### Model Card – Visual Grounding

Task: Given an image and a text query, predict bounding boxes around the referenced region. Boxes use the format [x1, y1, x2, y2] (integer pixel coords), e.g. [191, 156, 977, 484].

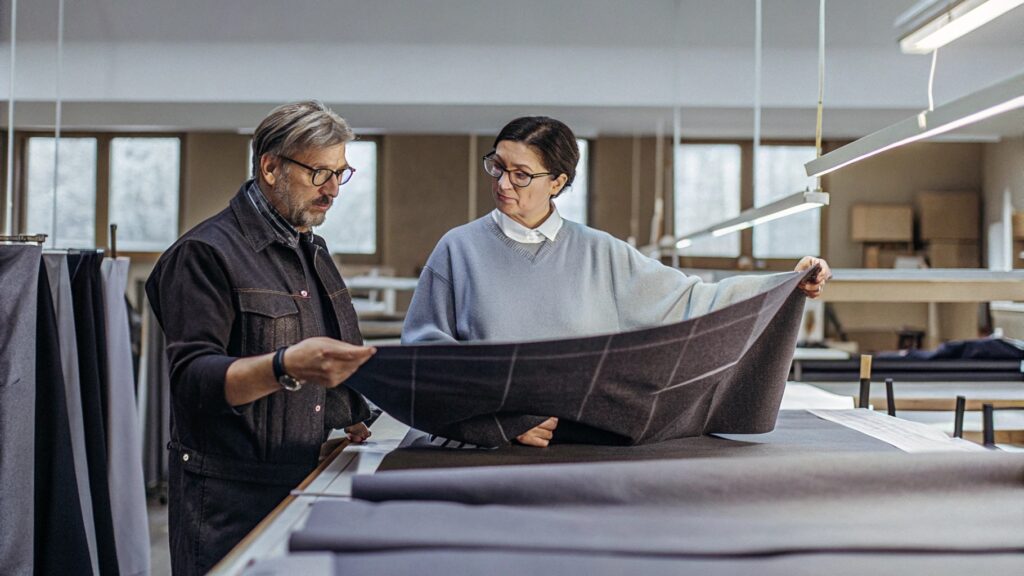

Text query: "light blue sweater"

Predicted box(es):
[402, 216, 781, 344]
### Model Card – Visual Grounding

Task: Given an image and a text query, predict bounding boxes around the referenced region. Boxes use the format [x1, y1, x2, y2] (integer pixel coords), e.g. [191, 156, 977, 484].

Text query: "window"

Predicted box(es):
[554, 139, 589, 224]
[25, 137, 98, 248]
[752, 145, 820, 258]
[109, 137, 181, 251]
[316, 140, 377, 254]
[674, 144, 741, 257]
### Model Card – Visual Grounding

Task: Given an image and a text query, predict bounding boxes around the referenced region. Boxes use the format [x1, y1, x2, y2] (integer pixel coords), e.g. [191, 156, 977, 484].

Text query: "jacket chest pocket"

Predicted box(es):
[237, 291, 301, 354]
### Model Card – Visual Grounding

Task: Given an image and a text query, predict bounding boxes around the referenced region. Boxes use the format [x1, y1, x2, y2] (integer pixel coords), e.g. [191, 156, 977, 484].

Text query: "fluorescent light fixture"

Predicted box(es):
[805, 70, 1024, 178]
[897, 0, 1024, 54]
[674, 190, 829, 249]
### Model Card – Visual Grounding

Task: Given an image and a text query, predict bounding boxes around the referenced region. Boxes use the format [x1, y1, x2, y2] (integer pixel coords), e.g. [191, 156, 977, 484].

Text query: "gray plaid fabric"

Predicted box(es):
[345, 269, 810, 446]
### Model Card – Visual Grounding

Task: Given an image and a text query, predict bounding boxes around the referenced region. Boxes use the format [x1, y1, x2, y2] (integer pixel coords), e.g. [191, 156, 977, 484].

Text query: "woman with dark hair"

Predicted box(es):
[402, 116, 830, 446]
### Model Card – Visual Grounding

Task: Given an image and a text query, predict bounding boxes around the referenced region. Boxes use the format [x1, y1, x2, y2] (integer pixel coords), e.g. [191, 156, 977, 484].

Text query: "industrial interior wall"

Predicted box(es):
[982, 136, 1024, 268]
[824, 141, 983, 268]
[823, 141, 984, 345]
[381, 135, 471, 278]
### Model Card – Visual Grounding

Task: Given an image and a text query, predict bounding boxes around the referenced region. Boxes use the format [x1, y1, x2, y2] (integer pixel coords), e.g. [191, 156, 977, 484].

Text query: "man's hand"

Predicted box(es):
[794, 256, 832, 299]
[516, 417, 558, 448]
[284, 337, 376, 388]
[344, 422, 372, 443]
[224, 337, 376, 407]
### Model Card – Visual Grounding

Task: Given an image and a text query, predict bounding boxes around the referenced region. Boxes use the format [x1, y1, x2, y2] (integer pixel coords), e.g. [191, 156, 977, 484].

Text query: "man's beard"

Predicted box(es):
[271, 170, 329, 229]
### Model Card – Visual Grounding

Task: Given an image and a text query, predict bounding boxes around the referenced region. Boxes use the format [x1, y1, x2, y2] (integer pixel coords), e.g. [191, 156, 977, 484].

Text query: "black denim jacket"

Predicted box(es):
[146, 182, 370, 485]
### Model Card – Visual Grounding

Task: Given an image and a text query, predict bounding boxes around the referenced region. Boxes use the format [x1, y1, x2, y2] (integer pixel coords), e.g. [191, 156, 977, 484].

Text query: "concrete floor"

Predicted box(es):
[148, 498, 171, 576]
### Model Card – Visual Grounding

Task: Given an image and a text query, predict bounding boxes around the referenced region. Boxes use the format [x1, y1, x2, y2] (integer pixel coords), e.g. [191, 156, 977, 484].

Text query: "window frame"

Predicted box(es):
[15, 130, 185, 262]
[669, 138, 828, 271]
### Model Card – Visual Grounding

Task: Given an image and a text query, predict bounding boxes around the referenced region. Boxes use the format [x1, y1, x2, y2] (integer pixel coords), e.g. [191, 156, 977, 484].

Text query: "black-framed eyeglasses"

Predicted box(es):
[280, 155, 356, 186]
[482, 153, 553, 188]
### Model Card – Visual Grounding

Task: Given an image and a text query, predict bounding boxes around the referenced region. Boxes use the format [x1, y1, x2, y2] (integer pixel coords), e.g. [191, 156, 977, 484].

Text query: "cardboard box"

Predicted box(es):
[850, 204, 913, 242]
[916, 191, 979, 240]
[862, 243, 914, 268]
[1013, 212, 1024, 240]
[843, 329, 900, 354]
[926, 240, 979, 268]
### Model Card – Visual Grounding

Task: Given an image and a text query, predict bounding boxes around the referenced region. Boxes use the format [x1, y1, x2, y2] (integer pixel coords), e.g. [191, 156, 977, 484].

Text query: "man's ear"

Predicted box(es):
[260, 153, 280, 187]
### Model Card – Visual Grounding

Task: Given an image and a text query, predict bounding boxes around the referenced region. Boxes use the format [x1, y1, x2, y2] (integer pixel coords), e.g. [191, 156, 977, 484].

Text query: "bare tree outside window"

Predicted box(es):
[674, 144, 741, 257]
[753, 146, 820, 258]
[316, 140, 377, 254]
[109, 138, 181, 251]
[553, 139, 588, 225]
[26, 137, 97, 247]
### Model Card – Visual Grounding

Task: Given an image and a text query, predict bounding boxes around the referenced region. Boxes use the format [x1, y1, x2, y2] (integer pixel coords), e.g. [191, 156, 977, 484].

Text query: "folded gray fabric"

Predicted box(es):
[345, 270, 809, 446]
[253, 550, 1024, 576]
[377, 410, 899, 471]
[293, 454, 1024, 557]
[355, 451, 1024, 505]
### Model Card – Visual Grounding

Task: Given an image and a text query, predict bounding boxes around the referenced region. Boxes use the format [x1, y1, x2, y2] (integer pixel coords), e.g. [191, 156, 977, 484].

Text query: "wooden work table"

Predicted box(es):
[818, 269, 1024, 303]
[813, 268, 1024, 348]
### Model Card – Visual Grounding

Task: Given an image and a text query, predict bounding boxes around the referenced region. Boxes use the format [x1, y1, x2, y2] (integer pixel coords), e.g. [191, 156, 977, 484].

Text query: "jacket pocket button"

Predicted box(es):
[182, 453, 190, 462]
[314, 404, 322, 413]
[300, 290, 309, 297]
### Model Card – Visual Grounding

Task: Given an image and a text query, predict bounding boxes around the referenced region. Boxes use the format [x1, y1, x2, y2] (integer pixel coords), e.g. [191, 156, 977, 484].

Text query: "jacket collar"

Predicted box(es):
[231, 180, 300, 252]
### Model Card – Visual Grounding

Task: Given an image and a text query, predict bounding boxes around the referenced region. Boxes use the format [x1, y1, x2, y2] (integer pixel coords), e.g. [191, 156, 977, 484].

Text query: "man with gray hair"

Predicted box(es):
[147, 100, 376, 575]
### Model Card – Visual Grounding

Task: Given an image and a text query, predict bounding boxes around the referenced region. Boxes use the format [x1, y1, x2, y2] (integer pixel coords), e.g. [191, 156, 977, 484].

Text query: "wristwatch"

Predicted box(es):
[272, 346, 303, 392]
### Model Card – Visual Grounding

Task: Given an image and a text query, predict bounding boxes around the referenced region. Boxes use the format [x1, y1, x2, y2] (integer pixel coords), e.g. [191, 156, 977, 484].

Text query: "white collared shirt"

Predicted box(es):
[490, 204, 564, 244]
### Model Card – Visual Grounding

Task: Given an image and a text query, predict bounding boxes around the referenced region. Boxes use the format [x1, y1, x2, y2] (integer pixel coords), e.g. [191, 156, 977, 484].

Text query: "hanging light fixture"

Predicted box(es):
[897, 0, 1024, 54]
[669, 0, 829, 251]
[805, 70, 1024, 178]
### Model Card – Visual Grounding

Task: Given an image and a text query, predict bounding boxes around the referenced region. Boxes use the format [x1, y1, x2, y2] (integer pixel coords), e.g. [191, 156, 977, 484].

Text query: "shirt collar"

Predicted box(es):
[246, 179, 311, 246]
[490, 204, 563, 244]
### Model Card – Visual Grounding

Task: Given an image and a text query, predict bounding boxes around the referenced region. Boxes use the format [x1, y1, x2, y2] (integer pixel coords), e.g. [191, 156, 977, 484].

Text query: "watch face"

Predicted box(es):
[278, 374, 303, 392]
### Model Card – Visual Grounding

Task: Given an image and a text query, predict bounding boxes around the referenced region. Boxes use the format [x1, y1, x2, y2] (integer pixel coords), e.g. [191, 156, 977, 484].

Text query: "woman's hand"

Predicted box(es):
[794, 256, 832, 298]
[345, 422, 372, 443]
[516, 417, 558, 448]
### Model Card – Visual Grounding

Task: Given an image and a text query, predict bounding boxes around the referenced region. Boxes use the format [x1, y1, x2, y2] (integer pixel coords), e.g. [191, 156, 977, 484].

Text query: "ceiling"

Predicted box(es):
[1, 0, 1022, 138]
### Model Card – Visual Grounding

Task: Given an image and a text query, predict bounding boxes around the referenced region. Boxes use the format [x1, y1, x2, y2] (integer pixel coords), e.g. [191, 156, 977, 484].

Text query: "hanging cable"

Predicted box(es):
[51, 0, 65, 248]
[814, 0, 826, 191]
[4, 0, 17, 237]
[753, 0, 762, 200]
[927, 47, 938, 112]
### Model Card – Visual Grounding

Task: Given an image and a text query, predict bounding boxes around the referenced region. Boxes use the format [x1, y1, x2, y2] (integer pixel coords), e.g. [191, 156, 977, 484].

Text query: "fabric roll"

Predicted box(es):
[247, 550, 1024, 576]
[355, 451, 1019, 506]
[345, 269, 810, 447]
[34, 260, 94, 575]
[293, 453, 1024, 558]
[0, 245, 41, 576]
[101, 257, 151, 576]
[44, 252, 101, 574]
[69, 250, 121, 576]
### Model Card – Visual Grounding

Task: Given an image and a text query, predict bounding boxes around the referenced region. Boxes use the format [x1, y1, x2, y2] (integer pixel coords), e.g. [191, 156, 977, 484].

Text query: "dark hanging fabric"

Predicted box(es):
[345, 269, 811, 447]
[0, 245, 40, 576]
[34, 260, 93, 575]
[68, 250, 121, 576]
[142, 295, 171, 491]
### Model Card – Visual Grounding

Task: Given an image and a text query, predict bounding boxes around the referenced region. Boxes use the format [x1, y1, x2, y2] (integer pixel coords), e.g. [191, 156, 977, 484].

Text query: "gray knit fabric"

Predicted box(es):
[0, 245, 40, 576]
[402, 216, 783, 344]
